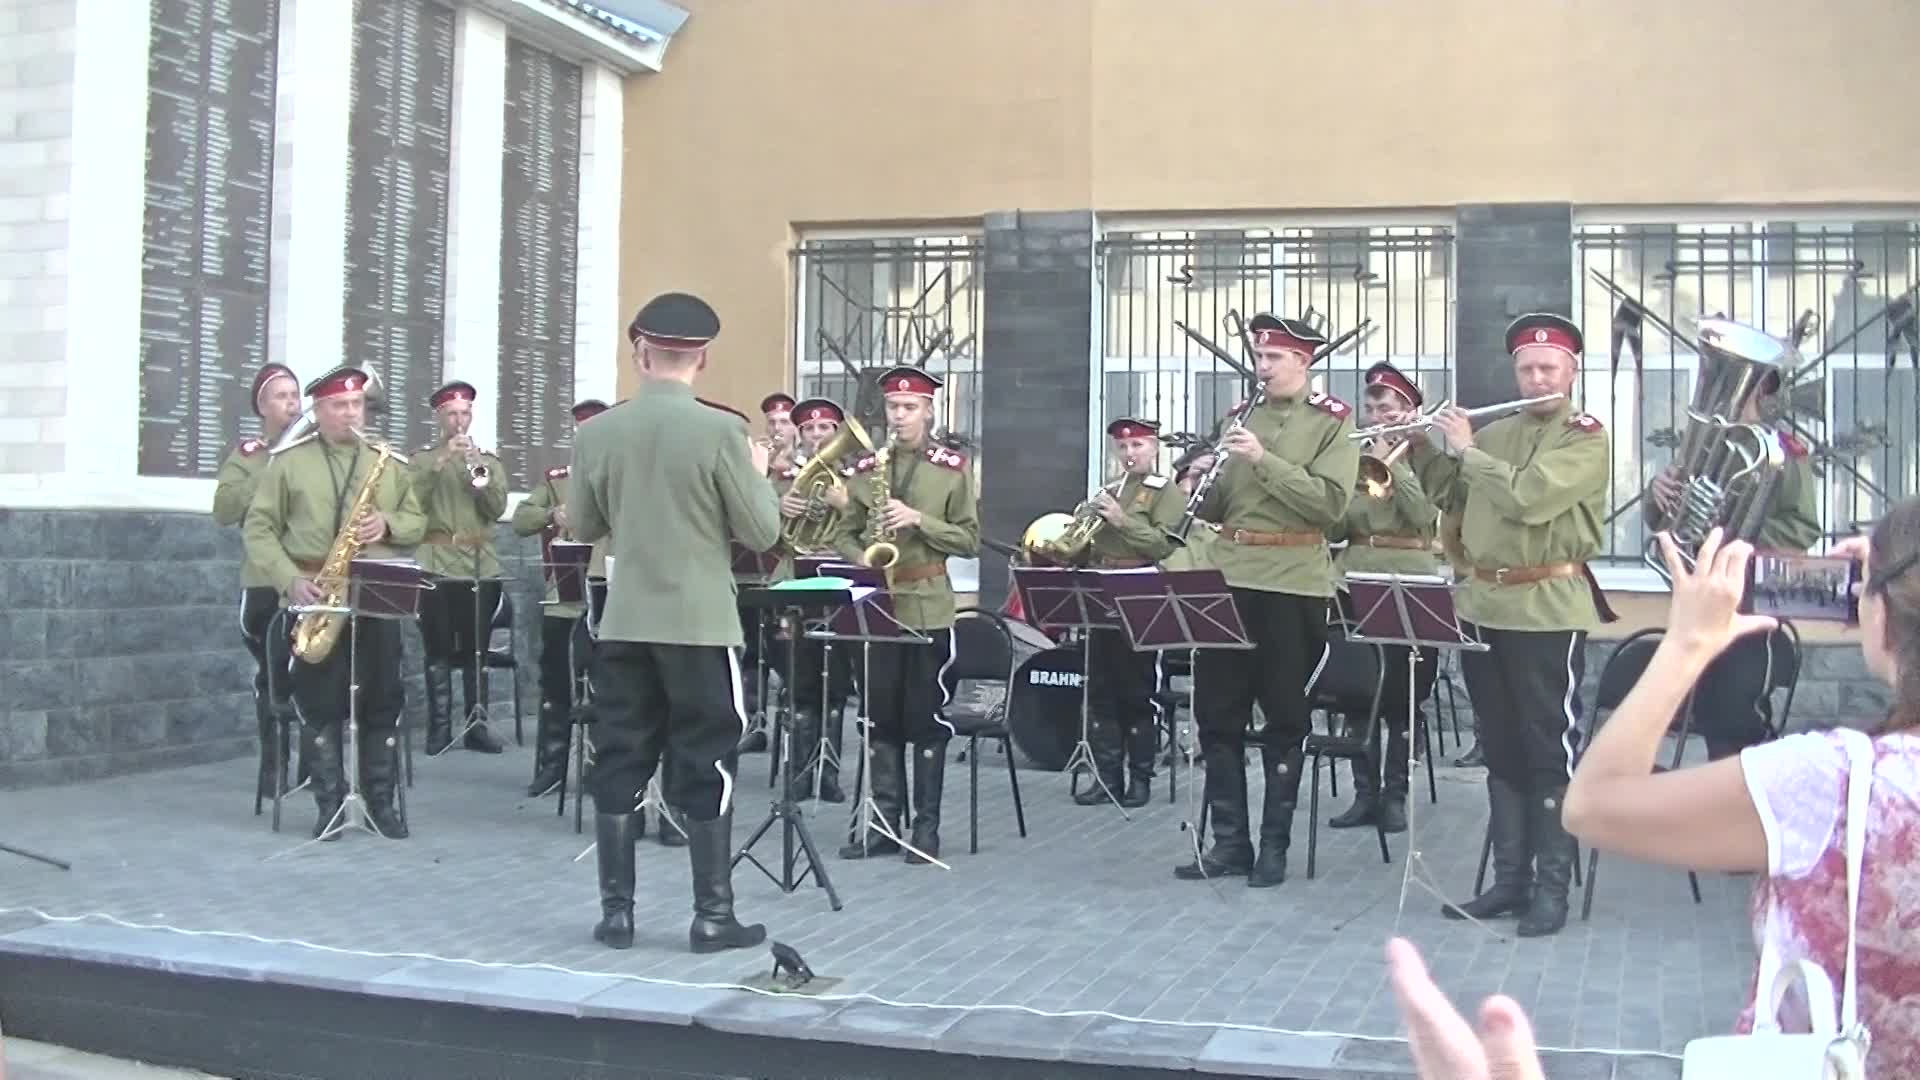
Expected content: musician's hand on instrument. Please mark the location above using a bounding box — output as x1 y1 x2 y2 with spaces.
1091 490 1125 524
1649 467 1682 514
824 485 850 510
289 577 323 607
779 490 811 519
550 506 569 531
1433 408 1474 454
1185 453 1217 479
747 436 772 477
882 499 921 530
1219 428 1264 463
1655 528 1774 659
353 510 387 543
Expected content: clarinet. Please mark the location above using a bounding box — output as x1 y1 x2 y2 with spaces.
1164 384 1268 547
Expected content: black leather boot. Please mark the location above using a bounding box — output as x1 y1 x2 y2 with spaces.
1175 743 1253 879
424 663 454 755
527 702 569 796
1249 748 1302 888
687 813 767 953
1518 787 1574 938
655 801 689 847
304 724 345 840
592 812 638 949
840 740 905 858
254 695 278 806
1442 776 1533 920
817 701 846 803
1376 715 1411 835
1073 709 1125 806
905 741 947 865
1120 709 1155 808
786 707 823 802
362 732 409 839
1328 745 1379 830
460 667 505 753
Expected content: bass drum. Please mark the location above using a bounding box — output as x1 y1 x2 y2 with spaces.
1005 644 1084 772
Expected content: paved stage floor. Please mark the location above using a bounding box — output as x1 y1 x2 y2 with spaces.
0 735 1754 1073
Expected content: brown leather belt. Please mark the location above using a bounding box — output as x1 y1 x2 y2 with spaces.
1225 528 1323 547
423 530 491 547
1472 561 1619 623
1096 556 1152 569
1350 533 1428 551
890 562 949 585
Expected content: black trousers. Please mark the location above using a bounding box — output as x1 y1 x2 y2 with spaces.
863 631 955 745
1458 624 1586 795
788 635 855 715
1690 632 1775 759
419 579 503 666
1376 644 1440 733
538 614 592 705
290 617 404 736
1088 627 1162 780
240 586 290 703
1194 589 1328 754
588 641 746 821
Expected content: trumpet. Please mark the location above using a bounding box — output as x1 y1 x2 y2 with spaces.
1357 436 1414 498
1346 394 1566 444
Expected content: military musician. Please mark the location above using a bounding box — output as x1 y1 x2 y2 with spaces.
411 381 511 756
510 398 610 797
1075 417 1183 809
1419 313 1610 938
243 366 426 839
1328 362 1441 835
1172 315 1359 888
572 292 778 953
777 396 857 803
832 366 981 864
213 361 303 803
735 391 799 738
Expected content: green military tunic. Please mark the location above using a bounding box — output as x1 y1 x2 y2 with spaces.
1160 521 1219 572
1193 390 1359 596
1411 400 1608 631
1333 453 1440 576
1085 472 1184 566
242 435 429 599
408 441 510 580
831 440 980 631
510 466 608 620
1756 431 1822 552
570 379 781 647
213 435 276 587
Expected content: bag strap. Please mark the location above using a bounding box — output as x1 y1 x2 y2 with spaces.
1837 728 1872 1033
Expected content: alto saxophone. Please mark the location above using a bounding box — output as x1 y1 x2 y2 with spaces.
292 435 396 663
861 444 900 571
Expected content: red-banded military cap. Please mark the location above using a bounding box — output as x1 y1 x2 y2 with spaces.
1506 313 1583 358
1247 314 1329 359
792 397 845 425
305 366 371 401
628 291 721 351
429 380 478 410
878 366 941 399
697 397 751 424
571 399 609 423
1363 362 1423 409
250 363 297 416
1106 417 1161 440
760 392 795 417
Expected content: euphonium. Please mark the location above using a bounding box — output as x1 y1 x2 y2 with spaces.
291 431 400 663
1357 437 1414 498
781 415 876 553
860 435 901 571
1022 474 1125 566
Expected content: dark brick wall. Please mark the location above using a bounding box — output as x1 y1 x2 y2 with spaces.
979 209 1095 604
1453 204 1573 411
0 508 546 788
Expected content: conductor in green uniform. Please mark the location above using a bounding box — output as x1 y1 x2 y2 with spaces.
1172 314 1359 888
1328 362 1442 835
213 361 303 803
244 366 426 840
832 366 980 865
571 292 780 954
1417 313 1612 938
411 380 511 756
1073 416 1184 809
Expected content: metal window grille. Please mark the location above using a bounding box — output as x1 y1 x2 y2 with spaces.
1573 219 1920 560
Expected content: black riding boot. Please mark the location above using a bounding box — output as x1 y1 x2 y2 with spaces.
303 724 345 840
687 813 767 953
1175 742 1253 879
1074 709 1126 806
1122 706 1157 808
786 707 823 802
905 741 948 865
460 667 505 753
362 732 409 839
254 695 280 804
1328 740 1379 830
1442 776 1532 920
817 701 846 803
655 801 689 847
840 740 905 858
1518 787 1574 938
592 812 638 949
527 702 569 797
424 663 454 755
1376 716 1411 834
1249 748 1302 888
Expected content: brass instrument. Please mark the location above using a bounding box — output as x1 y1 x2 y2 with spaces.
1356 436 1415 498
860 440 901 571
1022 474 1126 566
291 430 402 663
780 415 877 553
1345 394 1566 444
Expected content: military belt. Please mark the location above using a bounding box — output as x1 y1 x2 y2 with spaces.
423 530 492 547
890 562 949 585
1350 533 1429 551
1225 528 1323 547
1472 562 1583 585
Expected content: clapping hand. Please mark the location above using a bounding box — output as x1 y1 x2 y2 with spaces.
1388 938 1545 1080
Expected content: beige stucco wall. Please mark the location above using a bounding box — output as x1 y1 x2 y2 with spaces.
619 0 1920 412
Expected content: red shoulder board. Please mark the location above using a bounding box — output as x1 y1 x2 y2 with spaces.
1566 414 1604 435
841 454 879 477
545 466 569 479
236 438 264 455
925 445 967 470
1306 392 1350 419
1779 431 1809 459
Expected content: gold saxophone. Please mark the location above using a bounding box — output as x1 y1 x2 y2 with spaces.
861 441 901 571
291 434 396 663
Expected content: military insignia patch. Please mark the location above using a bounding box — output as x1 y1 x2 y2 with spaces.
1780 431 1809 459
842 454 879 477
1567 414 1604 434
237 438 264 455
1307 392 1351 418
1142 474 1169 489
546 466 570 479
925 445 967 470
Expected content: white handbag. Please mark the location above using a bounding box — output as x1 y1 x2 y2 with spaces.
1681 728 1874 1078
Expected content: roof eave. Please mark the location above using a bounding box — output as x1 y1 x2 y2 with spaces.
468 0 673 75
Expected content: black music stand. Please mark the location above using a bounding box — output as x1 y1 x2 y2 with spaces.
732 581 850 911
1101 569 1254 869
733 542 783 756
275 559 432 855
540 541 594 806
790 554 847 797
815 562 945 869
1338 572 1493 938
1011 566 1128 813
431 549 517 755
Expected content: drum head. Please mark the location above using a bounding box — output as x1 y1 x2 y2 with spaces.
1006 645 1084 772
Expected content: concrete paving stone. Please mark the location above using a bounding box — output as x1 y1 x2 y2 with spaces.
1195 1027 1345 1076
362 958 626 1015
690 986 851 1038
572 979 735 1025
807 999 965 1051
936 1008 1100 1062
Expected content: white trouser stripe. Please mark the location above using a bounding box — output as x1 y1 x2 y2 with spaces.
933 629 957 737
1558 633 1579 780
721 648 747 816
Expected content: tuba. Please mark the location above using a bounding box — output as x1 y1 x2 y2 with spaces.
1022 474 1125 566
290 430 405 663
781 415 877 553
1642 317 1792 581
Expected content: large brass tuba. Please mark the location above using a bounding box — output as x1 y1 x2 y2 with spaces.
780 415 877 553
1643 317 1792 580
291 430 403 663
1022 474 1126 566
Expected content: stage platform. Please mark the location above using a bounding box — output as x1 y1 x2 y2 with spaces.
0 740 1749 1078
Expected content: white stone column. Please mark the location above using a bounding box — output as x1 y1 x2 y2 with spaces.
444 7 507 449
573 61 624 407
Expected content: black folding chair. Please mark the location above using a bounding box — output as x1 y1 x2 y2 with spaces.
937 608 1029 855
1302 635 1392 879
1764 619 1803 738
